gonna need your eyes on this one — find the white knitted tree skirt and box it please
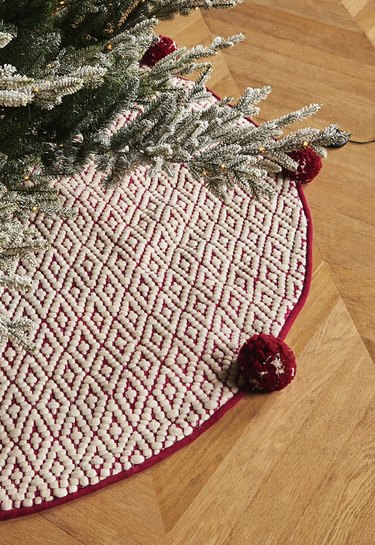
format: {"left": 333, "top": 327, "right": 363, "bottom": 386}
{"left": 0, "top": 91, "right": 312, "bottom": 519}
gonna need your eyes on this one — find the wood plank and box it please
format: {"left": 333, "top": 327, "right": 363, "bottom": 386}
{"left": 42, "top": 473, "right": 167, "bottom": 545}
{"left": 0, "top": 514, "right": 84, "bottom": 545}
{"left": 341, "top": 0, "right": 375, "bottom": 44}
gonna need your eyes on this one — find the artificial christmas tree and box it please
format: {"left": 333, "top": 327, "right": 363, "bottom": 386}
{"left": 0, "top": 0, "right": 348, "bottom": 349}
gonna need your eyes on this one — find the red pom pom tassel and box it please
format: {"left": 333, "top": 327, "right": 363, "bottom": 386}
{"left": 287, "top": 147, "right": 323, "bottom": 184}
{"left": 238, "top": 334, "right": 296, "bottom": 392}
{"left": 141, "top": 35, "right": 178, "bottom": 67}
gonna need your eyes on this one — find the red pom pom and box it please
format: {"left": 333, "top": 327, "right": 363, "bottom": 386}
{"left": 238, "top": 334, "right": 296, "bottom": 392}
{"left": 141, "top": 35, "right": 178, "bottom": 67}
{"left": 287, "top": 147, "right": 323, "bottom": 184}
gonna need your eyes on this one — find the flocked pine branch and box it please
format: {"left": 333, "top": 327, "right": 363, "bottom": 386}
{"left": 0, "top": 61, "right": 107, "bottom": 110}
{"left": 0, "top": 316, "right": 36, "bottom": 352}
{"left": 0, "top": 176, "right": 74, "bottom": 350}
{"left": 123, "top": 0, "right": 244, "bottom": 29}
{"left": 96, "top": 78, "right": 346, "bottom": 198}
{"left": 0, "top": 0, "right": 349, "bottom": 351}
{"left": 0, "top": 187, "right": 47, "bottom": 353}
{"left": 52, "top": 0, "right": 244, "bottom": 42}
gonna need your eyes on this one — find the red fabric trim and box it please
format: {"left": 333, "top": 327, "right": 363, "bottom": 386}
{"left": 278, "top": 182, "right": 313, "bottom": 341}
{"left": 0, "top": 95, "right": 314, "bottom": 522}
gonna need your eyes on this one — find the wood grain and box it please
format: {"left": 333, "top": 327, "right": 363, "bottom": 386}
{"left": 341, "top": 0, "right": 375, "bottom": 44}
{"left": 2, "top": 1, "right": 375, "bottom": 543}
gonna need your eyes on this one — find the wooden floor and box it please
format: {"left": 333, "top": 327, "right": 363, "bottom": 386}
{"left": 2, "top": 1, "right": 375, "bottom": 543}
{"left": 341, "top": 0, "right": 375, "bottom": 44}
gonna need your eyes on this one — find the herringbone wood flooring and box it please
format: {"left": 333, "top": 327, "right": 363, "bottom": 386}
{"left": 341, "top": 0, "right": 375, "bottom": 44}
{"left": 2, "top": 2, "right": 375, "bottom": 544}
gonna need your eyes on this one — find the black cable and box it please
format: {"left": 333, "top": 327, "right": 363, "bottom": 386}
{"left": 349, "top": 138, "right": 375, "bottom": 145}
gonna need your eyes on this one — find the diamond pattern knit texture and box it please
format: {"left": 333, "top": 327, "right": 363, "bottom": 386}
{"left": 0, "top": 91, "right": 310, "bottom": 518}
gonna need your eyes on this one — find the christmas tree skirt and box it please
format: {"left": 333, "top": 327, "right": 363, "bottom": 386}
{"left": 0, "top": 91, "right": 312, "bottom": 519}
